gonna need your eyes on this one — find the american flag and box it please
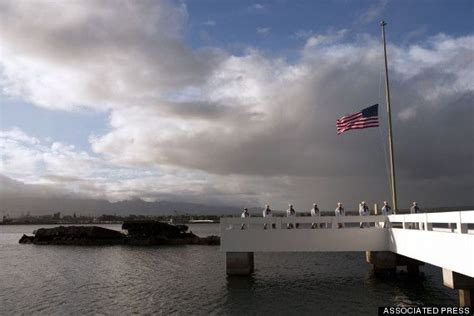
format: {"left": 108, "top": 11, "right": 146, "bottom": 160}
{"left": 337, "top": 104, "right": 379, "bottom": 134}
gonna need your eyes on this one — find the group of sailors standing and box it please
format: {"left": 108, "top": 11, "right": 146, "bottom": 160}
{"left": 240, "top": 201, "right": 421, "bottom": 230}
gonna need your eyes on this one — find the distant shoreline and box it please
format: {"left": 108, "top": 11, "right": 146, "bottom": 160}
{"left": 2, "top": 207, "right": 473, "bottom": 226}
{"left": 0, "top": 221, "right": 123, "bottom": 226}
{"left": 0, "top": 220, "right": 220, "bottom": 226}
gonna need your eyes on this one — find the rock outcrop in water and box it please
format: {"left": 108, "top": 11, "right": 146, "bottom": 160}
{"left": 19, "top": 226, "right": 126, "bottom": 245}
{"left": 19, "top": 221, "right": 220, "bottom": 246}
{"left": 122, "top": 221, "right": 219, "bottom": 245}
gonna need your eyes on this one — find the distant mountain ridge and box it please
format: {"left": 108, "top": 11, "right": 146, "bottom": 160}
{"left": 2, "top": 196, "right": 472, "bottom": 217}
{"left": 1, "top": 174, "right": 472, "bottom": 217}
{"left": 0, "top": 197, "right": 242, "bottom": 216}
{"left": 0, "top": 174, "right": 243, "bottom": 216}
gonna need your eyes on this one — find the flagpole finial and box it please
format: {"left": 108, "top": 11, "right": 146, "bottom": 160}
{"left": 380, "top": 20, "right": 386, "bottom": 26}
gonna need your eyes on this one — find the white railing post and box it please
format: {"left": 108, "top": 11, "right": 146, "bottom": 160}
{"left": 448, "top": 223, "right": 454, "bottom": 232}
{"left": 457, "top": 212, "right": 468, "bottom": 234}
{"left": 424, "top": 213, "right": 432, "bottom": 231}
{"left": 402, "top": 215, "right": 407, "bottom": 229}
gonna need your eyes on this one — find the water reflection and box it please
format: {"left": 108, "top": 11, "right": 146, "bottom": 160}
{"left": 226, "top": 275, "right": 257, "bottom": 290}
{"left": 0, "top": 224, "right": 458, "bottom": 315}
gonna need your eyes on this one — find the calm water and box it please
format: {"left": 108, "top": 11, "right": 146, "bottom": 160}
{"left": 0, "top": 224, "right": 457, "bottom": 315}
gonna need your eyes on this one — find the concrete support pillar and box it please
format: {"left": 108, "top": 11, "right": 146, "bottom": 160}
{"left": 459, "top": 289, "right": 473, "bottom": 307}
{"left": 366, "top": 252, "right": 424, "bottom": 275}
{"left": 366, "top": 251, "right": 397, "bottom": 274}
{"left": 226, "top": 252, "right": 254, "bottom": 276}
{"left": 406, "top": 264, "right": 420, "bottom": 275}
{"left": 443, "top": 269, "right": 474, "bottom": 307}
{"left": 396, "top": 254, "right": 424, "bottom": 275}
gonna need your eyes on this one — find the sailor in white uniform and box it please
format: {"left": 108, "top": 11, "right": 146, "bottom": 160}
{"left": 410, "top": 202, "right": 421, "bottom": 229}
{"left": 310, "top": 203, "right": 320, "bottom": 229}
{"left": 286, "top": 204, "right": 296, "bottom": 229}
{"left": 335, "top": 202, "right": 345, "bottom": 228}
{"left": 381, "top": 201, "right": 392, "bottom": 215}
{"left": 359, "top": 201, "right": 370, "bottom": 228}
{"left": 410, "top": 202, "right": 420, "bottom": 214}
{"left": 241, "top": 208, "right": 250, "bottom": 230}
{"left": 380, "top": 201, "right": 392, "bottom": 228}
{"left": 263, "top": 204, "right": 272, "bottom": 229}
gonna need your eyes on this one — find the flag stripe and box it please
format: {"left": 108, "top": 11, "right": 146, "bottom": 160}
{"left": 337, "top": 125, "right": 379, "bottom": 134}
{"left": 337, "top": 123, "right": 378, "bottom": 129}
{"left": 337, "top": 113, "right": 363, "bottom": 123}
{"left": 337, "top": 124, "right": 379, "bottom": 133}
{"left": 336, "top": 104, "right": 379, "bottom": 134}
{"left": 337, "top": 117, "right": 379, "bottom": 126}
{"left": 337, "top": 124, "right": 379, "bottom": 131}
{"left": 337, "top": 112, "right": 362, "bottom": 122}
{"left": 337, "top": 122, "right": 379, "bottom": 130}
{"left": 336, "top": 117, "right": 378, "bottom": 127}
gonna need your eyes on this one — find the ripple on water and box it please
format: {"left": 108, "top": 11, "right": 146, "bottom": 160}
{"left": 0, "top": 224, "right": 458, "bottom": 315}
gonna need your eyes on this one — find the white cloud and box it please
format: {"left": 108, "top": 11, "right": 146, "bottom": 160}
{"left": 294, "top": 29, "right": 313, "bottom": 39}
{"left": 250, "top": 4, "right": 265, "bottom": 10}
{"left": 398, "top": 107, "right": 417, "bottom": 121}
{"left": 358, "top": 0, "right": 388, "bottom": 24}
{"left": 203, "top": 20, "right": 216, "bottom": 27}
{"left": 0, "top": 127, "right": 263, "bottom": 205}
{"left": 256, "top": 27, "right": 271, "bottom": 35}
{"left": 0, "top": 0, "right": 222, "bottom": 111}
{"left": 1, "top": 127, "right": 97, "bottom": 180}
{"left": 0, "top": 1, "right": 473, "bottom": 209}
{"left": 304, "top": 29, "right": 347, "bottom": 49}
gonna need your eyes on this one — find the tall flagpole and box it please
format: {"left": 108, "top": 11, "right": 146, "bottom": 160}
{"left": 380, "top": 20, "right": 398, "bottom": 213}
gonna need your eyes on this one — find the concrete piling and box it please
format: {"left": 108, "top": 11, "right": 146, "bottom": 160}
{"left": 443, "top": 269, "right": 474, "bottom": 307}
{"left": 366, "top": 251, "right": 424, "bottom": 275}
{"left": 366, "top": 251, "right": 397, "bottom": 274}
{"left": 226, "top": 252, "right": 254, "bottom": 276}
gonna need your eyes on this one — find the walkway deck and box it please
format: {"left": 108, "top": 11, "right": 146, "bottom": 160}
{"left": 220, "top": 211, "right": 474, "bottom": 277}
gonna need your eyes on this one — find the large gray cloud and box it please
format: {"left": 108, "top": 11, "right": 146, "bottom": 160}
{"left": 89, "top": 37, "right": 473, "bottom": 181}
{"left": 0, "top": 1, "right": 473, "bottom": 210}
{"left": 0, "top": 0, "right": 224, "bottom": 110}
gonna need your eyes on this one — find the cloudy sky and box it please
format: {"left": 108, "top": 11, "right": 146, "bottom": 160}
{"left": 0, "top": 0, "right": 473, "bottom": 212}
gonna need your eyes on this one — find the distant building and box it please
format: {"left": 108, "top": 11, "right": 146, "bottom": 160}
{"left": 0, "top": 213, "right": 9, "bottom": 223}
